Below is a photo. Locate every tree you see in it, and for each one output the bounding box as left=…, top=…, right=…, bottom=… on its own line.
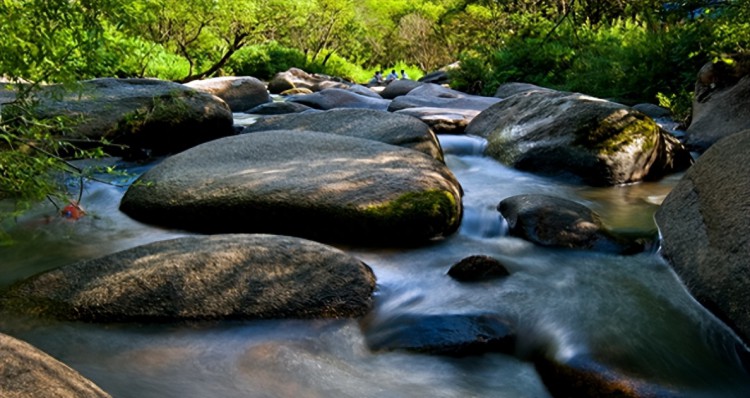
left=0, top=0, right=127, bottom=239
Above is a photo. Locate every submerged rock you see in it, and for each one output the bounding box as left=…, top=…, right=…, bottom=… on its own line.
left=447, top=255, right=510, bottom=282
left=535, top=354, right=681, bottom=398
left=120, top=130, right=462, bottom=245
left=184, top=76, right=271, bottom=112
left=655, top=130, right=750, bottom=345
left=498, top=194, right=644, bottom=254
left=242, top=108, right=444, bottom=161
left=364, top=313, right=515, bottom=357
left=0, top=333, right=111, bottom=397
left=1, top=234, right=376, bottom=322
left=466, top=90, right=692, bottom=186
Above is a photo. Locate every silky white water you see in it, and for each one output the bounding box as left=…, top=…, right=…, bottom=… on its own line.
left=0, top=135, right=747, bottom=397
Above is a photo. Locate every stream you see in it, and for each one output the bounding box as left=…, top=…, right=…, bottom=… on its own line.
left=1, top=133, right=749, bottom=397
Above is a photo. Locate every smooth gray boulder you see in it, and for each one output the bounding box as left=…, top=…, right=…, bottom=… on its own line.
left=493, top=82, right=555, bottom=98
left=0, top=333, right=111, bottom=397
left=1, top=234, right=376, bottom=321
left=184, top=76, right=271, bottom=112
left=407, top=83, right=467, bottom=99
left=685, top=55, right=750, bottom=152
left=120, top=131, right=462, bottom=245
left=242, top=108, right=443, bottom=161
left=379, top=79, right=424, bottom=99
left=466, top=90, right=692, bottom=186
left=395, top=107, right=480, bottom=135
left=285, top=88, right=390, bottom=111
left=389, top=94, right=500, bottom=112
left=31, top=78, right=234, bottom=156
left=499, top=194, right=646, bottom=254
left=244, top=101, right=314, bottom=115
left=655, top=130, right=750, bottom=344
left=347, top=84, right=383, bottom=99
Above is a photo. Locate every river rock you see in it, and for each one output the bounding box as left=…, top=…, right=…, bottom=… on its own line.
left=347, top=84, right=383, bottom=99
left=285, top=88, right=391, bottom=111
left=388, top=94, right=500, bottom=112
left=267, top=68, right=349, bottom=94
left=1, top=234, right=376, bottom=321
left=447, top=255, right=510, bottom=282
left=534, top=354, right=681, bottom=398
left=31, top=78, right=234, bottom=157
left=466, top=90, right=693, bottom=186
left=242, top=108, right=443, bottom=161
left=379, top=79, right=423, bottom=99
left=685, top=54, right=750, bottom=152
left=493, top=82, right=555, bottom=98
left=498, top=194, right=644, bottom=254
left=184, top=76, right=271, bottom=112
left=0, top=333, right=111, bottom=397
left=364, top=313, right=515, bottom=356
left=395, top=107, right=480, bottom=135
left=632, top=103, right=671, bottom=119
left=120, top=130, right=462, bottom=245
left=407, top=83, right=467, bottom=99
left=244, top=101, right=315, bottom=115
left=655, top=130, right=750, bottom=344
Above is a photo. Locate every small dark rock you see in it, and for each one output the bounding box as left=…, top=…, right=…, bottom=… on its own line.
left=447, top=255, right=510, bottom=282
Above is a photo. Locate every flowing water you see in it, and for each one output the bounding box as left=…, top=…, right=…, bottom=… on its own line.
left=0, top=134, right=748, bottom=397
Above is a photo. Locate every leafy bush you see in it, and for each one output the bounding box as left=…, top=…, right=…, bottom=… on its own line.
left=226, top=42, right=306, bottom=80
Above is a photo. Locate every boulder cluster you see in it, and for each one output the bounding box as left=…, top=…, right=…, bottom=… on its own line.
left=3, top=55, right=750, bottom=397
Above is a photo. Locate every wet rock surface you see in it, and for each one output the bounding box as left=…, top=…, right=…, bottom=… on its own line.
left=1, top=234, right=376, bottom=322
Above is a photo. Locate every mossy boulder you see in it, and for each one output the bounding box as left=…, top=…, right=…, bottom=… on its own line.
left=31, top=78, right=234, bottom=157
left=0, top=333, right=111, bottom=397
left=1, top=234, right=376, bottom=322
left=242, top=108, right=444, bottom=161
left=120, top=130, right=462, bottom=245
left=465, top=90, right=692, bottom=186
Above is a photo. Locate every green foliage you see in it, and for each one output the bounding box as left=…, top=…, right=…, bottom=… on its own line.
left=226, top=42, right=307, bottom=80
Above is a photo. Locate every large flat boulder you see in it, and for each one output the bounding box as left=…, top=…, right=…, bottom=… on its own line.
left=184, top=76, right=271, bottom=112
left=466, top=90, right=692, bottom=186
left=120, top=131, right=462, bottom=245
left=1, top=234, right=376, bottom=322
left=685, top=54, right=750, bottom=153
left=242, top=108, right=444, bottom=161
left=32, top=78, right=234, bottom=156
left=655, top=130, right=750, bottom=344
left=1, top=333, right=111, bottom=397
